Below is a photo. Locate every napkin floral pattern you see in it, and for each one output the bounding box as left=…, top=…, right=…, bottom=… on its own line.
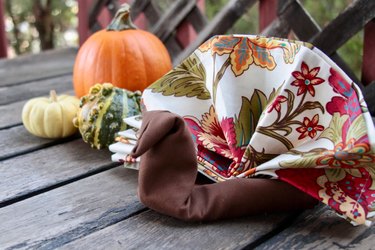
left=141, top=35, right=375, bottom=226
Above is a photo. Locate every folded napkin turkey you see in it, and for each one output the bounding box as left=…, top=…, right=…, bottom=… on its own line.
left=130, top=110, right=318, bottom=221
left=113, top=35, right=375, bottom=226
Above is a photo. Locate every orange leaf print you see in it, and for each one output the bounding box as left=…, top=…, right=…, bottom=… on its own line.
left=198, top=37, right=214, bottom=53
left=211, top=36, right=241, bottom=56
left=248, top=41, right=276, bottom=70
left=230, top=38, right=254, bottom=76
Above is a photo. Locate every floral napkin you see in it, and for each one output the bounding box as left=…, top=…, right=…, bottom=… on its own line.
left=112, top=35, right=375, bottom=226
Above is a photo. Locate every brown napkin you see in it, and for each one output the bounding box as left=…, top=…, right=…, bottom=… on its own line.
left=131, top=110, right=318, bottom=221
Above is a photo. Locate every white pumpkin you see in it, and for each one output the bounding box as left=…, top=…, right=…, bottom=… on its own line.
left=22, top=90, right=80, bottom=138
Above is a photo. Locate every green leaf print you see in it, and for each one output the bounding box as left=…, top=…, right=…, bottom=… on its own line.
left=325, top=168, right=346, bottom=182
left=234, top=90, right=268, bottom=147
left=319, top=113, right=349, bottom=145
left=148, top=53, right=210, bottom=100
left=368, top=168, right=375, bottom=190
left=298, top=101, right=325, bottom=114
left=279, top=153, right=319, bottom=168
left=325, top=168, right=363, bottom=183
left=347, top=114, right=367, bottom=142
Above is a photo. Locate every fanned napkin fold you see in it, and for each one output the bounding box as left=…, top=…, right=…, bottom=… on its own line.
left=139, top=35, right=375, bottom=226
left=109, top=116, right=141, bottom=170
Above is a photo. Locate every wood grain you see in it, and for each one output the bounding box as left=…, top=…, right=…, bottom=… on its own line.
left=254, top=205, right=375, bottom=249
left=0, top=48, right=76, bottom=87
left=151, top=0, right=197, bottom=42
left=186, top=5, right=208, bottom=33
left=0, top=74, right=73, bottom=105
left=0, top=138, right=117, bottom=206
left=260, top=17, right=290, bottom=38
left=0, top=167, right=144, bottom=249
left=0, top=125, right=56, bottom=160
left=130, top=0, right=153, bottom=21
left=0, top=100, right=25, bottom=129
left=143, top=1, right=162, bottom=25
left=277, top=0, right=361, bottom=86
left=58, top=209, right=295, bottom=250
left=363, top=83, right=375, bottom=116
left=311, top=0, right=375, bottom=56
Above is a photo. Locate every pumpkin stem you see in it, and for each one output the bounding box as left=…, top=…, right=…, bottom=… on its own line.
left=50, top=90, right=58, bottom=102
left=107, top=3, right=137, bottom=31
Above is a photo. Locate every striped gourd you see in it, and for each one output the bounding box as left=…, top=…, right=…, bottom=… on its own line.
left=73, top=83, right=141, bottom=149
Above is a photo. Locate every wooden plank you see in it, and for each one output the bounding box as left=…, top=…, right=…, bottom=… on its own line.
left=174, top=0, right=258, bottom=64
left=278, top=0, right=361, bottom=87
left=88, top=0, right=109, bottom=30
left=0, top=90, right=75, bottom=130
left=259, top=0, right=278, bottom=32
left=260, top=17, right=290, bottom=38
left=0, top=47, right=76, bottom=87
left=0, top=0, right=7, bottom=58
left=0, top=138, right=117, bottom=206
left=143, top=1, right=162, bottom=26
left=0, top=47, right=75, bottom=68
left=151, top=0, right=197, bottom=42
left=362, top=20, right=375, bottom=86
left=185, top=6, right=208, bottom=33
left=58, top=209, right=296, bottom=249
left=0, top=125, right=77, bottom=161
left=278, top=0, right=319, bottom=41
left=107, top=0, right=121, bottom=17
left=78, top=0, right=93, bottom=45
left=254, top=205, right=375, bottom=249
left=165, top=36, right=184, bottom=60
left=0, top=101, right=25, bottom=129
left=363, top=82, right=375, bottom=116
left=311, top=0, right=375, bottom=56
left=0, top=167, right=144, bottom=249
left=130, top=0, right=152, bottom=20
left=0, top=74, right=73, bottom=105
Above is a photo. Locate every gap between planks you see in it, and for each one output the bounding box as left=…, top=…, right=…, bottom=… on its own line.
left=0, top=74, right=74, bottom=106
left=0, top=125, right=81, bottom=161
left=253, top=205, right=375, bottom=249
left=0, top=161, right=120, bottom=209
left=0, top=72, right=73, bottom=89
left=57, top=208, right=297, bottom=250
left=0, top=47, right=77, bottom=88
left=0, top=167, right=145, bottom=250
left=0, top=134, right=122, bottom=208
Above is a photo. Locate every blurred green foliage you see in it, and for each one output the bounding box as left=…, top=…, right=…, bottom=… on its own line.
left=300, top=0, right=363, bottom=79
left=4, top=0, right=77, bottom=55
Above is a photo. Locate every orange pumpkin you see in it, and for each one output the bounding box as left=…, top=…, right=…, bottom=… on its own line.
left=73, top=4, right=172, bottom=97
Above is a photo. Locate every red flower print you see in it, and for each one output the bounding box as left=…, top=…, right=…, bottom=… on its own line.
left=296, top=114, right=324, bottom=139
left=328, top=68, right=352, bottom=98
left=327, top=68, right=361, bottom=118
left=291, top=61, right=325, bottom=96
left=184, top=106, right=242, bottom=160
left=326, top=96, right=348, bottom=116
left=267, top=95, right=287, bottom=113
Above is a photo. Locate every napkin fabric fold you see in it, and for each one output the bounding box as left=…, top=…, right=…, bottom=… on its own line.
left=130, top=110, right=318, bottom=221
left=139, top=35, right=375, bottom=226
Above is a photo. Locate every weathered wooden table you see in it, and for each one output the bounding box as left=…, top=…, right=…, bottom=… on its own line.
left=0, top=48, right=374, bottom=250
